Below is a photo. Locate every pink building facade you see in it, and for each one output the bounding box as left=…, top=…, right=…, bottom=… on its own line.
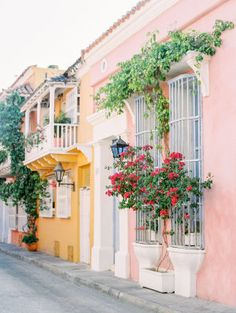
left=81, top=0, right=236, bottom=307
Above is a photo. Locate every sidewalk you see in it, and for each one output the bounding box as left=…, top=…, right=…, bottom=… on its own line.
left=0, top=243, right=234, bottom=313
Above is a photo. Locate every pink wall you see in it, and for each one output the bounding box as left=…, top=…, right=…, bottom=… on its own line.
left=196, top=1, right=236, bottom=306
left=89, top=0, right=236, bottom=306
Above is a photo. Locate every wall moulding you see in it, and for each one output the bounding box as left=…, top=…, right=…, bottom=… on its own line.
left=167, top=51, right=210, bottom=97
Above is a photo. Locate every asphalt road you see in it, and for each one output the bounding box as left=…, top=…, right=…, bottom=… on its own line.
left=0, top=252, right=147, bottom=313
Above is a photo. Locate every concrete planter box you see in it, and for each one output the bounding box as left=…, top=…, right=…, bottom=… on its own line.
left=140, top=268, right=175, bottom=293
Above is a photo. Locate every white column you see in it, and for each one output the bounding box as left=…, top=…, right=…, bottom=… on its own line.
left=49, top=86, right=55, bottom=146
left=37, top=100, right=41, bottom=126
left=91, top=140, right=114, bottom=271
left=24, top=109, right=30, bottom=136
left=115, top=208, right=130, bottom=279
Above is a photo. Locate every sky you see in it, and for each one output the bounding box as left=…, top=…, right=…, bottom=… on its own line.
left=0, top=0, right=139, bottom=90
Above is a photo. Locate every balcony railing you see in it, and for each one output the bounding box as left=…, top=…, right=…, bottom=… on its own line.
left=25, top=123, right=79, bottom=162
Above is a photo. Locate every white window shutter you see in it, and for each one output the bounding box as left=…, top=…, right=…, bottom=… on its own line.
left=39, top=182, right=53, bottom=218
left=56, top=174, right=71, bottom=218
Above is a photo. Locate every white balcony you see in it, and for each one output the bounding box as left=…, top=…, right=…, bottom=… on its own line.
left=25, top=123, right=79, bottom=164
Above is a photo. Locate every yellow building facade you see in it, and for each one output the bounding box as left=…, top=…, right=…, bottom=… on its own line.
left=21, top=69, right=94, bottom=263
left=0, top=65, right=64, bottom=245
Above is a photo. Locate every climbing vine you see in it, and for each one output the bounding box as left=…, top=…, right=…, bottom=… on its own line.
left=0, top=92, right=48, bottom=244
left=95, top=20, right=234, bottom=138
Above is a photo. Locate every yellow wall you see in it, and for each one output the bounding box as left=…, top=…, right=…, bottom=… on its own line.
left=78, top=72, right=93, bottom=144
left=37, top=72, right=95, bottom=263
left=30, top=67, right=64, bottom=89
left=38, top=158, right=91, bottom=263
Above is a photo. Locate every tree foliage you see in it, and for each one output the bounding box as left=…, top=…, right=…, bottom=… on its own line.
left=0, top=92, right=48, bottom=243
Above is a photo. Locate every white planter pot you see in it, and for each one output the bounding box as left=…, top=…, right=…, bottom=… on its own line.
left=167, top=247, right=205, bottom=297
left=133, top=242, right=162, bottom=269
left=140, top=268, right=175, bottom=293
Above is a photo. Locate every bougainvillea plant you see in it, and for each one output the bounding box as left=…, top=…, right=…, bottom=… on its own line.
left=106, top=146, right=213, bottom=229
left=106, top=146, right=213, bottom=270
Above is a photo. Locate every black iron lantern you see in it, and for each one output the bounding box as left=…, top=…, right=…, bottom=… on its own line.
left=54, top=162, right=75, bottom=191
left=110, top=136, right=129, bottom=159
left=54, top=162, right=65, bottom=184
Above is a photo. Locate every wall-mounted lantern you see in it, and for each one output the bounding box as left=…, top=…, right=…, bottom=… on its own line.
left=110, top=136, right=129, bottom=159
left=54, top=162, right=75, bottom=191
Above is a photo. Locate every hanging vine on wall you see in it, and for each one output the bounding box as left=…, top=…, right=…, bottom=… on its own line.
left=0, top=92, right=49, bottom=244
left=95, top=20, right=234, bottom=138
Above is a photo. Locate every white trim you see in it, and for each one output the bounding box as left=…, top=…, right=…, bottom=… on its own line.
left=167, top=52, right=210, bottom=97
left=21, top=81, right=78, bottom=113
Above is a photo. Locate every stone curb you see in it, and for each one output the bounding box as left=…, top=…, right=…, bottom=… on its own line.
left=0, top=244, right=181, bottom=313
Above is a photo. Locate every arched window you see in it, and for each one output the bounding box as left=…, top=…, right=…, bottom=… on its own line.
left=135, top=96, right=161, bottom=167
left=135, top=96, right=162, bottom=243
left=168, top=74, right=203, bottom=248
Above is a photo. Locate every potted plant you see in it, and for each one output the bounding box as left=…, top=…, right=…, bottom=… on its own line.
left=22, top=233, right=39, bottom=252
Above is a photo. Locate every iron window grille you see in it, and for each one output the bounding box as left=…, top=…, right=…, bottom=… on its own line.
left=168, top=74, right=203, bottom=249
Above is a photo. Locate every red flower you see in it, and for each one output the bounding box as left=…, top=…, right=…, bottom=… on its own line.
left=186, top=185, right=193, bottom=191
left=127, top=161, right=135, bottom=167
left=184, top=213, right=190, bottom=219
left=170, top=152, right=183, bottom=160
left=159, top=168, right=167, bottom=173
left=124, top=192, right=132, bottom=199
left=168, top=172, right=179, bottom=180
left=143, top=145, right=153, bottom=151
left=164, top=158, right=170, bottom=165
left=171, top=196, right=178, bottom=206
left=105, top=190, right=113, bottom=197
left=170, top=187, right=178, bottom=193
left=151, top=168, right=159, bottom=176
left=160, top=209, right=169, bottom=218
left=140, top=187, right=147, bottom=193
left=138, top=154, right=146, bottom=161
